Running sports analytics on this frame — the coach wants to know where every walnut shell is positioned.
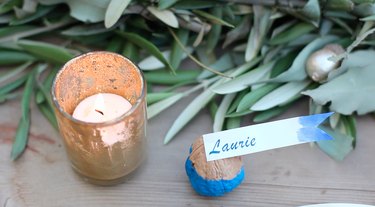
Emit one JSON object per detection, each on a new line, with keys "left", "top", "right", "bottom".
{"left": 185, "top": 136, "right": 244, "bottom": 196}
{"left": 189, "top": 136, "right": 243, "bottom": 180}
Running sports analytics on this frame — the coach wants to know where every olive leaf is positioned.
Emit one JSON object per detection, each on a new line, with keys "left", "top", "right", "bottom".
{"left": 0, "top": 25, "right": 36, "bottom": 38}
{"left": 236, "top": 83, "right": 280, "bottom": 112}
{"left": 269, "top": 22, "right": 315, "bottom": 45}
{"left": 193, "top": 9, "right": 234, "bottom": 28}
{"left": 170, "top": 29, "right": 189, "bottom": 69}
{"left": 158, "top": 0, "right": 178, "bottom": 10}
{"left": 353, "top": 3, "right": 375, "bottom": 17}
{"left": 174, "top": 1, "right": 220, "bottom": 10}
{"left": 145, "top": 69, "right": 200, "bottom": 85}
{"left": 0, "top": 0, "right": 22, "bottom": 14}
{"left": 316, "top": 126, "right": 354, "bottom": 161}
{"left": 0, "top": 20, "right": 70, "bottom": 43}
{"left": 303, "top": 52, "right": 375, "bottom": 115}
{"left": 0, "top": 92, "right": 21, "bottom": 103}
{"left": 148, "top": 93, "right": 184, "bottom": 119}
{"left": 206, "top": 7, "right": 223, "bottom": 53}
{"left": 325, "top": 0, "right": 354, "bottom": 11}
{"left": 327, "top": 50, "right": 374, "bottom": 80}
{"left": 227, "top": 89, "right": 250, "bottom": 114}
{"left": 0, "top": 74, "right": 28, "bottom": 96}
{"left": 138, "top": 50, "right": 170, "bottom": 70}
{"left": 11, "top": 116, "right": 30, "bottom": 160}
{"left": 10, "top": 5, "right": 55, "bottom": 25}
{"left": 147, "top": 92, "right": 176, "bottom": 105}
{"left": 197, "top": 53, "right": 234, "bottom": 80}
{"left": 213, "top": 93, "right": 235, "bottom": 132}
{"left": 104, "top": 0, "right": 131, "bottom": 28}
{"left": 139, "top": 48, "right": 192, "bottom": 70}
{"left": 62, "top": 23, "right": 113, "bottom": 36}
{"left": 226, "top": 116, "right": 241, "bottom": 130}
{"left": 0, "top": 61, "right": 32, "bottom": 83}
{"left": 208, "top": 100, "right": 218, "bottom": 119}
{"left": 245, "top": 6, "right": 272, "bottom": 61}
{"left": 147, "top": 6, "right": 179, "bottom": 28}
{"left": 213, "top": 60, "right": 274, "bottom": 94}
{"left": 42, "top": 0, "right": 109, "bottom": 23}
{"left": 122, "top": 42, "right": 139, "bottom": 62}
{"left": 17, "top": 40, "right": 75, "bottom": 64}
{"left": 11, "top": 68, "right": 37, "bottom": 160}
{"left": 35, "top": 66, "right": 58, "bottom": 104}
{"left": 106, "top": 36, "right": 123, "bottom": 52}
{"left": 0, "top": 51, "right": 34, "bottom": 65}
{"left": 164, "top": 79, "right": 224, "bottom": 144}
{"left": 117, "top": 31, "right": 175, "bottom": 73}
{"left": 253, "top": 103, "right": 292, "bottom": 123}
{"left": 223, "top": 16, "right": 251, "bottom": 48}
{"left": 301, "top": 0, "right": 321, "bottom": 26}
{"left": 360, "top": 14, "right": 375, "bottom": 21}
{"left": 251, "top": 80, "right": 311, "bottom": 111}
{"left": 329, "top": 113, "right": 341, "bottom": 128}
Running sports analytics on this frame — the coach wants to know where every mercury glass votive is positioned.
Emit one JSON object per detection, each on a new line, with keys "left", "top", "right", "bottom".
{"left": 51, "top": 51, "right": 147, "bottom": 185}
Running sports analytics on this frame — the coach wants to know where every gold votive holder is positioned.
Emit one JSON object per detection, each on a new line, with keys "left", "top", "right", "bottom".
{"left": 51, "top": 51, "right": 147, "bottom": 185}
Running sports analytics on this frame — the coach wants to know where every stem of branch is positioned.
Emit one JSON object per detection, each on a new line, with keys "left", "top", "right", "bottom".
{"left": 168, "top": 27, "right": 232, "bottom": 78}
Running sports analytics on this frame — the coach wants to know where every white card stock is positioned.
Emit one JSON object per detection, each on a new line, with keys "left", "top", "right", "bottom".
{"left": 203, "top": 113, "right": 333, "bottom": 161}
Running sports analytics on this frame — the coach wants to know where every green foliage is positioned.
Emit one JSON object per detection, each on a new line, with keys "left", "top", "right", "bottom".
{"left": 303, "top": 50, "right": 375, "bottom": 115}
{"left": 1, "top": 0, "right": 375, "bottom": 160}
{"left": 17, "top": 40, "right": 75, "bottom": 64}
{"left": 213, "top": 93, "right": 235, "bottom": 132}
{"left": 251, "top": 81, "right": 311, "bottom": 111}
{"left": 269, "top": 22, "right": 316, "bottom": 45}
{"left": 11, "top": 67, "right": 37, "bottom": 160}
{"left": 245, "top": 6, "right": 272, "bottom": 62}
{"left": 317, "top": 126, "right": 354, "bottom": 160}
{"left": 270, "top": 35, "right": 339, "bottom": 82}
{"left": 117, "top": 31, "right": 175, "bottom": 73}
{"left": 104, "top": 0, "right": 131, "bottom": 28}
{"left": 148, "top": 6, "right": 179, "bottom": 28}
{"left": 145, "top": 70, "right": 200, "bottom": 85}
{"left": 163, "top": 81, "right": 219, "bottom": 144}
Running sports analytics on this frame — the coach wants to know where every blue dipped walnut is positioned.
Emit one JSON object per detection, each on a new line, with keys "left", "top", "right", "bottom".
{"left": 185, "top": 136, "right": 245, "bottom": 197}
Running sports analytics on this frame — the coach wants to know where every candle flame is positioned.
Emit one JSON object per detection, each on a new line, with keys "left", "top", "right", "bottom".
{"left": 94, "top": 93, "right": 105, "bottom": 114}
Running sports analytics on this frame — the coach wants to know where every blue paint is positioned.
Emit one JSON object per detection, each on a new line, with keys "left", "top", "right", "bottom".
{"left": 297, "top": 112, "right": 334, "bottom": 142}
{"left": 298, "top": 112, "right": 334, "bottom": 127}
{"left": 298, "top": 127, "right": 332, "bottom": 141}
{"left": 185, "top": 158, "right": 244, "bottom": 197}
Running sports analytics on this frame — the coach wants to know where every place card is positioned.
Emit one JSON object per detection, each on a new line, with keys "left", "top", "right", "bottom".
{"left": 203, "top": 113, "right": 334, "bottom": 161}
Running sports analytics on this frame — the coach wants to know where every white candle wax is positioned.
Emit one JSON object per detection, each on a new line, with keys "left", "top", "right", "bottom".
{"left": 73, "top": 93, "right": 133, "bottom": 146}
{"left": 73, "top": 93, "right": 132, "bottom": 123}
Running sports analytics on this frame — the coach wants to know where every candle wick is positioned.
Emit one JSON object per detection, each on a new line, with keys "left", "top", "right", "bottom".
{"left": 95, "top": 109, "right": 104, "bottom": 115}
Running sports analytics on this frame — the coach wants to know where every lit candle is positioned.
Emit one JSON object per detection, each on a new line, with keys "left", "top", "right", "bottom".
{"left": 52, "top": 51, "right": 147, "bottom": 185}
{"left": 72, "top": 93, "right": 132, "bottom": 123}
{"left": 72, "top": 93, "right": 133, "bottom": 146}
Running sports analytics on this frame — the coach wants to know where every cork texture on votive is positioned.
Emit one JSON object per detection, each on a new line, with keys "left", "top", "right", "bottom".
{"left": 54, "top": 51, "right": 143, "bottom": 115}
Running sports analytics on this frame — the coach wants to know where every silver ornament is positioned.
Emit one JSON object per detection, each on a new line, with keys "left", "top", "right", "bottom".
{"left": 306, "top": 44, "right": 345, "bottom": 82}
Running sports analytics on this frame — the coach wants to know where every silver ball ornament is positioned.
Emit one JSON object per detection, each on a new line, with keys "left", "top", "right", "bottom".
{"left": 306, "top": 44, "right": 345, "bottom": 82}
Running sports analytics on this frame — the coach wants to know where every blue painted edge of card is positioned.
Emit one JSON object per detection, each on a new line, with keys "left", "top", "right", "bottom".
{"left": 298, "top": 112, "right": 334, "bottom": 142}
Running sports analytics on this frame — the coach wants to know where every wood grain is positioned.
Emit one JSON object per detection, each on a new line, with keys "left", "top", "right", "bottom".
{"left": 1, "top": 97, "right": 375, "bottom": 207}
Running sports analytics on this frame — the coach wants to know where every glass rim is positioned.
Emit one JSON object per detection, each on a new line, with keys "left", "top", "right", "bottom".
{"left": 51, "top": 51, "right": 146, "bottom": 127}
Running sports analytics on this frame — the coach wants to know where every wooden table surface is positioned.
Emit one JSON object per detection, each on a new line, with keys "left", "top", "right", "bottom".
{"left": 1, "top": 95, "right": 375, "bottom": 207}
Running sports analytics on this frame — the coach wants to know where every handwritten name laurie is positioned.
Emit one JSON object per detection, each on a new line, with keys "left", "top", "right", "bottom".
{"left": 209, "top": 137, "right": 256, "bottom": 155}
